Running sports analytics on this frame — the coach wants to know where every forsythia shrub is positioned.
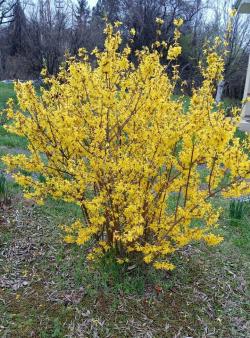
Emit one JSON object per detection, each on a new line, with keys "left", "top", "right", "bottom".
{"left": 2, "top": 20, "right": 250, "bottom": 270}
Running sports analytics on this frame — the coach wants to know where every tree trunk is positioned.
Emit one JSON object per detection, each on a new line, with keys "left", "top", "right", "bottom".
{"left": 215, "top": 80, "right": 225, "bottom": 103}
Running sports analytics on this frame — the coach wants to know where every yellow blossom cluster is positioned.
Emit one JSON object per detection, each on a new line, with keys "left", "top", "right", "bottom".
{"left": 167, "top": 18, "right": 183, "bottom": 61}
{"left": 173, "top": 18, "right": 184, "bottom": 27}
{"left": 130, "top": 28, "right": 136, "bottom": 36}
{"left": 156, "top": 17, "right": 164, "bottom": 25}
{"left": 2, "top": 23, "right": 250, "bottom": 270}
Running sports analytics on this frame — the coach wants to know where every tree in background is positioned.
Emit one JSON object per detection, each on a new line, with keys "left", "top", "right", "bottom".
{"left": 25, "top": 0, "right": 70, "bottom": 75}
{"left": 215, "top": 0, "right": 250, "bottom": 100}
{"left": 121, "top": 0, "right": 204, "bottom": 52}
{"left": 0, "top": 0, "right": 248, "bottom": 101}
{"left": 94, "top": 0, "right": 120, "bottom": 22}
{"left": 70, "top": 0, "right": 90, "bottom": 54}
{"left": 1, "top": 0, "right": 29, "bottom": 78}
{"left": 0, "top": 0, "right": 16, "bottom": 25}
{"left": 8, "top": 0, "right": 26, "bottom": 56}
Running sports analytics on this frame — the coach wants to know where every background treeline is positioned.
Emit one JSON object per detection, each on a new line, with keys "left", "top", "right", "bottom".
{"left": 0, "top": 0, "right": 249, "bottom": 99}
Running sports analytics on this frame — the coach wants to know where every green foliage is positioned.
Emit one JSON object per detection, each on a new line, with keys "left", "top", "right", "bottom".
{"left": 229, "top": 199, "right": 247, "bottom": 226}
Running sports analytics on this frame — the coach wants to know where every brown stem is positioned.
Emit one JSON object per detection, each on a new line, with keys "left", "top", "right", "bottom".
{"left": 174, "top": 186, "right": 182, "bottom": 222}
{"left": 81, "top": 202, "right": 90, "bottom": 226}
{"left": 208, "top": 156, "right": 217, "bottom": 194}
{"left": 184, "top": 142, "right": 195, "bottom": 207}
{"left": 166, "top": 173, "right": 249, "bottom": 237}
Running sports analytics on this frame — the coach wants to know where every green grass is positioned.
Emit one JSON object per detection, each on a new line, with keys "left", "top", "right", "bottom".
{"left": 229, "top": 199, "right": 247, "bottom": 223}
{"left": 222, "top": 97, "right": 241, "bottom": 109}
{"left": 0, "top": 82, "right": 15, "bottom": 110}
{"left": 0, "top": 126, "right": 28, "bottom": 149}
{"left": 0, "top": 82, "right": 27, "bottom": 150}
{"left": 225, "top": 200, "right": 250, "bottom": 254}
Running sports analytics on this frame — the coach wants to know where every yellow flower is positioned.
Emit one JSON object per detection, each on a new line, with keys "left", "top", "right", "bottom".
{"left": 114, "top": 21, "right": 122, "bottom": 27}
{"left": 167, "top": 45, "right": 182, "bottom": 60}
{"left": 154, "top": 262, "right": 175, "bottom": 271}
{"left": 130, "top": 28, "right": 136, "bottom": 36}
{"left": 64, "top": 235, "right": 75, "bottom": 244}
{"left": 154, "top": 41, "right": 161, "bottom": 48}
{"left": 156, "top": 17, "right": 164, "bottom": 25}
{"left": 143, "top": 254, "right": 153, "bottom": 264}
{"left": 41, "top": 68, "right": 47, "bottom": 76}
{"left": 116, "top": 258, "right": 129, "bottom": 264}
{"left": 174, "top": 18, "right": 184, "bottom": 27}
{"left": 229, "top": 8, "right": 237, "bottom": 17}
{"left": 161, "top": 41, "right": 167, "bottom": 48}
{"left": 204, "top": 234, "right": 224, "bottom": 246}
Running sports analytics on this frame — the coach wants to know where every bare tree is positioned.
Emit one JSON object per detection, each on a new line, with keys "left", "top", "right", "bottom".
{"left": 0, "top": 0, "right": 16, "bottom": 25}
{"left": 210, "top": 0, "right": 250, "bottom": 101}
{"left": 0, "top": 0, "right": 247, "bottom": 101}
{"left": 70, "top": 0, "right": 90, "bottom": 54}
{"left": 33, "top": 0, "right": 70, "bottom": 74}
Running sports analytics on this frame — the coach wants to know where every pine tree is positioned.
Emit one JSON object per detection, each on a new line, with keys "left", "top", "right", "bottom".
{"left": 75, "top": 0, "right": 89, "bottom": 26}
{"left": 92, "top": 0, "right": 120, "bottom": 23}
{"left": 9, "top": 0, "right": 26, "bottom": 56}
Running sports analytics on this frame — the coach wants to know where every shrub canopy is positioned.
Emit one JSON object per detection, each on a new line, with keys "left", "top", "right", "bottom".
{"left": 3, "top": 22, "right": 250, "bottom": 270}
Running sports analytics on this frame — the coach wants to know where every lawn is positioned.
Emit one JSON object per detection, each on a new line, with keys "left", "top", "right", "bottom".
{"left": 0, "top": 83, "right": 249, "bottom": 337}
{"left": 0, "top": 82, "right": 15, "bottom": 110}
{"left": 0, "top": 82, "right": 27, "bottom": 151}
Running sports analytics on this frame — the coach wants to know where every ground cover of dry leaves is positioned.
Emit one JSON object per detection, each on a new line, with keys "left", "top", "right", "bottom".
{"left": 0, "top": 194, "right": 249, "bottom": 338}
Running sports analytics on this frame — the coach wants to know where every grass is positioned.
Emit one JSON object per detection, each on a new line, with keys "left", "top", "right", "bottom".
{"left": 224, "top": 199, "right": 250, "bottom": 254}
{"left": 0, "top": 82, "right": 249, "bottom": 337}
{"left": 229, "top": 199, "right": 247, "bottom": 225}
{"left": 0, "top": 82, "right": 27, "bottom": 150}
{"left": 0, "top": 198, "right": 249, "bottom": 337}
{"left": 0, "top": 126, "right": 28, "bottom": 149}
{"left": 0, "top": 82, "right": 15, "bottom": 110}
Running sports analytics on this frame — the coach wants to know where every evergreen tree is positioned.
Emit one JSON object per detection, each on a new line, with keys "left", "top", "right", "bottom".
{"left": 75, "top": 0, "right": 89, "bottom": 26}
{"left": 92, "top": 0, "right": 120, "bottom": 23}
{"left": 9, "top": 0, "right": 26, "bottom": 56}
